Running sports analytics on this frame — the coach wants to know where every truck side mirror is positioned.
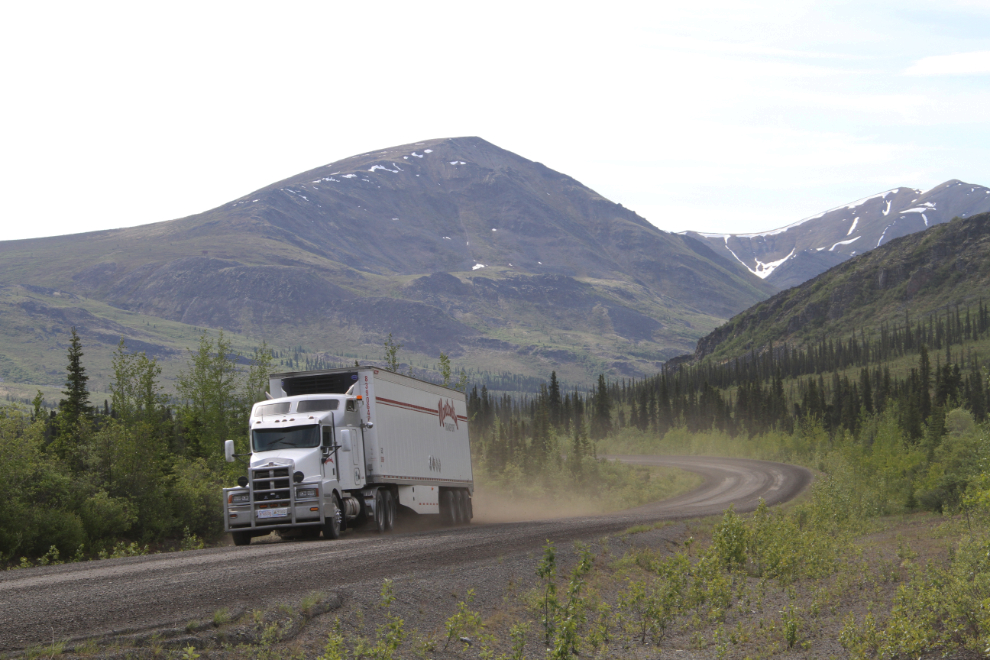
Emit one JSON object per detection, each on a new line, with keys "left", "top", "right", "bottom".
{"left": 224, "top": 439, "right": 236, "bottom": 463}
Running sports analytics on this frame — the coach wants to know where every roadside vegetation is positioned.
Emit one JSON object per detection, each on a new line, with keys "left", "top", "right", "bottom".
{"left": 1, "top": 331, "right": 688, "bottom": 569}
{"left": 0, "top": 328, "right": 272, "bottom": 566}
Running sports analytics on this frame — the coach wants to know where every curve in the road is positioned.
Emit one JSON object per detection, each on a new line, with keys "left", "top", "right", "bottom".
{"left": 0, "top": 456, "right": 811, "bottom": 652}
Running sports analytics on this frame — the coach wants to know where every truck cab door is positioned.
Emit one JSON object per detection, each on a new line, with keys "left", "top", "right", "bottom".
{"left": 321, "top": 425, "right": 336, "bottom": 481}
{"left": 338, "top": 428, "right": 365, "bottom": 489}
{"left": 347, "top": 427, "right": 365, "bottom": 488}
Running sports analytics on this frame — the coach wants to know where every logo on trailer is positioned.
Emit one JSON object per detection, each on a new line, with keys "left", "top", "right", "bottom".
{"left": 438, "top": 398, "right": 458, "bottom": 431}
{"left": 429, "top": 455, "right": 442, "bottom": 472}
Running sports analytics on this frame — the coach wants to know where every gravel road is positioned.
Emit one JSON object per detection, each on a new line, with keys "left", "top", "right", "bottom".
{"left": 0, "top": 456, "right": 810, "bottom": 653}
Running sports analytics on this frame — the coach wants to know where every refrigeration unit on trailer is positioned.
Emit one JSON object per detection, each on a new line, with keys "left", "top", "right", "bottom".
{"left": 222, "top": 367, "right": 473, "bottom": 545}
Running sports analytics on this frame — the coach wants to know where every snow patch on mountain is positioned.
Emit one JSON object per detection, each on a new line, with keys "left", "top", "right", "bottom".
{"left": 877, "top": 225, "right": 892, "bottom": 247}
{"left": 829, "top": 236, "right": 861, "bottom": 251}
{"left": 719, "top": 237, "right": 795, "bottom": 279}
{"left": 752, "top": 249, "right": 796, "bottom": 278}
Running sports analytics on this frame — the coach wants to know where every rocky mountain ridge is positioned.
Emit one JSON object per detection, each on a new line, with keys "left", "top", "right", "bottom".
{"left": 0, "top": 137, "right": 776, "bottom": 392}
{"left": 683, "top": 180, "right": 990, "bottom": 289}
{"left": 690, "top": 212, "right": 990, "bottom": 362}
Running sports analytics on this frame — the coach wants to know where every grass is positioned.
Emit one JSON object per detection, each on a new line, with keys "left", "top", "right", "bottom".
{"left": 222, "top": 505, "right": 986, "bottom": 659}
{"left": 622, "top": 521, "right": 673, "bottom": 536}
{"left": 212, "top": 607, "right": 232, "bottom": 627}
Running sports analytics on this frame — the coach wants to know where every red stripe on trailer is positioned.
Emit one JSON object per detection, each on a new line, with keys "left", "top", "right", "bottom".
{"left": 376, "top": 397, "right": 468, "bottom": 422}
{"left": 376, "top": 397, "right": 438, "bottom": 415}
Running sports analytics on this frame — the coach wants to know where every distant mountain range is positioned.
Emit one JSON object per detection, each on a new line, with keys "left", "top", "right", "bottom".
{"left": 683, "top": 180, "right": 990, "bottom": 289}
{"left": 691, "top": 212, "right": 990, "bottom": 362}
{"left": 2, "top": 136, "right": 986, "bottom": 399}
{"left": 0, "top": 137, "right": 775, "bottom": 395}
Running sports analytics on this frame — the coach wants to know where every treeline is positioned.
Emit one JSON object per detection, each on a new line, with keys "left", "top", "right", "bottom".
{"left": 603, "top": 342, "right": 988, "bottom": 440}
{"left": 469, "top": 373, "right": 614, "bottom": 475}
{"left": 695, "top": 300, "right": 990, "bottom": 387}
{"left": 467, "top": 307, "right": 989, "bottom": 514}
{"left": 0, "top": 328, "right": 270, "bottom": 565}
{"left": 469, "top": 346, "right": 987, "bottom": 456}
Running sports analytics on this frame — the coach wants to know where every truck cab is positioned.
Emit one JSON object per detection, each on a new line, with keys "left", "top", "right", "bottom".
{"left": 222, "top": 393, "right": 367, "bottom": 545}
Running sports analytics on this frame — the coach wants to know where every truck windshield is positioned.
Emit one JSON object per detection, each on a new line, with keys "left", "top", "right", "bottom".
{"left": 297, "top": 399, "right": 339, "bottom": 412}
{"left": 253, "top": 425, "right": 319, "bottom": 452}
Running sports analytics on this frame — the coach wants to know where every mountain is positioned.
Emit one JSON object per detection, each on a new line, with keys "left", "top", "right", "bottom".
{"left": 683, "top": 180, "right": 990, "bottom": 290}
{"left": 691, "top": 212, "right": 990, "bottom": 362}
{"left": 0, "top": 137, "right": 776, "bottom": 396}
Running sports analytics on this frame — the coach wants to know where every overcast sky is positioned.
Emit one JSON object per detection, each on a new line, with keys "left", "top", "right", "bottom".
{"left": 1, "top": 1, "right": 988, "bottom": 241}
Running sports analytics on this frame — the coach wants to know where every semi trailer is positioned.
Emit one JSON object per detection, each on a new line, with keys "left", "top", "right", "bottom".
{"left": 222, "top": 367, "right": 473, "bottom": 545}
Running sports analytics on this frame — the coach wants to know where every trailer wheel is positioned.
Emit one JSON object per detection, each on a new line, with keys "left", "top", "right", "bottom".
{"left": 374, "top": 490, "right": 387, "bottom": 534}
{"left": 440, "top": 490, "right": 455, "bottom": 526}
{"left": 457, "top": 490, "right": 470, "bottom": 526}
{"left": 323, "top": 493, "right": 342, "bottom": 540}
{"left": 383, "top": 490, "right": 395, "bottom": 532}
{"left": 451, "top": 490, "right": 463, "bottom": 525}
{"left": 231, "top": 531, "right": 251, "bottom": 546}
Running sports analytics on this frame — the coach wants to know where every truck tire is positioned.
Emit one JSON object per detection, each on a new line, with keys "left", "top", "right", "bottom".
{"left": 440, "top": 490, "right": 455, "bottom": 526}
{"left": 452, "top": 490, "right": 464, "bottom": 526}
{"left": 457, "top": 491, "right": 470, "bottom": 526}
{"left": 383, "top": 490, "right": 395, "bottom": 532}
{"left": 323, "top": 494, "right": 342, "bottom": 540}
{"left": 374, "top": 490, "right": 387, "bottom": 534}
{"left": 231, "top": 531, "right": 251, "bottom": 546}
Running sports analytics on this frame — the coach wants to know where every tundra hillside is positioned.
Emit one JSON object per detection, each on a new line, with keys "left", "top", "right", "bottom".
{"left": 0, "top": 137, "right": 775, "bottom": 399}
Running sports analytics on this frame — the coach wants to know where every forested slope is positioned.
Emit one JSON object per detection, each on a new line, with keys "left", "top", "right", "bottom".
{"left": 692, "top": 212, "right": 990, "bottom": 362}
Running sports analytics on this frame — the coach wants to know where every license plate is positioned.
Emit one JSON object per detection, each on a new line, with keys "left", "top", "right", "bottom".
{"left": 256, "top": 508, "right": 288, "bottom": 519}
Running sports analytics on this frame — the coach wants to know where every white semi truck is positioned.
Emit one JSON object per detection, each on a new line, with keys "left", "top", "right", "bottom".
{"left": 222, "top": 367, "right": 473, "bottom": 545}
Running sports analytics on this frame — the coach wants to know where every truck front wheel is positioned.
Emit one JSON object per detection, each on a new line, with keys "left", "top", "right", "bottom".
{"left": 323, "top": 494, "right": 342, "bottom": 540}
{"left": 232, "top": 531, "right": 252, "bottom": 546}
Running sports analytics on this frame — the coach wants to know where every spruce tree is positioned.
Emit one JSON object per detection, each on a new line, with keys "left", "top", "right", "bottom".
{"left": 919, "top": 344, "right": 932, "bottom": 421}
{"left": 52, "top": 327, "right": 93, "bottom": 463}
{"left": 590, "top": 373, "right": 612, "bottom": 440}
{"left": 59, "top": 327, "right": 92, "bottom": 425}
{"left": 548, "top": 371, "right": 562, "bottom": 428}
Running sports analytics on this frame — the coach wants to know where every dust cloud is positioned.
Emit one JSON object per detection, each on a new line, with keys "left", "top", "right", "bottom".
{"left": 470, "top": 487, "right": 604, "bottom": 524}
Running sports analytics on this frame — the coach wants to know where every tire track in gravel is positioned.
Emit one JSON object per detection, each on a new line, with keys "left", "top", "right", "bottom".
{"left": 0, "top": 456, "right": 810, "bottom": 652}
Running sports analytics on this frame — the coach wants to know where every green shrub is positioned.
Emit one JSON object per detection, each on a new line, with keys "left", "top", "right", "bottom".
{"left": 711, "top": 506, "right": 747, "bottom": 569}
{"left": 79, "top": 490, "right": 136, "bottom": 544}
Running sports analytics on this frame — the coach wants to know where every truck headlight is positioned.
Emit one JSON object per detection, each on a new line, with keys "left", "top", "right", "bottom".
{"left": 296, "top": 487, "right": 318, "bottom": 499}
{"left": 229, "top": 492, "right": 250, "bottom": 505}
